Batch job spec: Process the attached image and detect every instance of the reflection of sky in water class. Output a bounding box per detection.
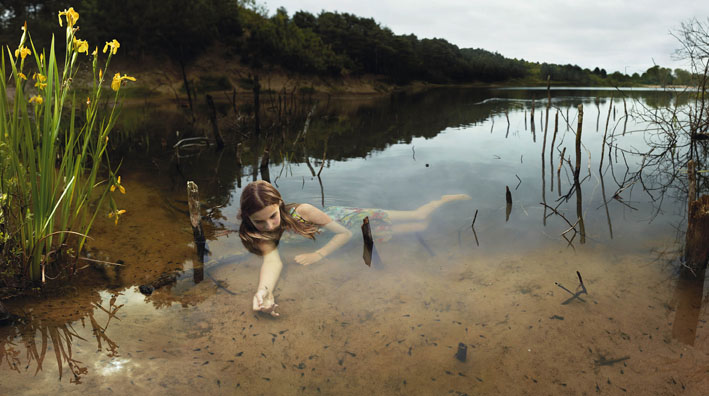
[220,94,683,255]
[97,357,130,376]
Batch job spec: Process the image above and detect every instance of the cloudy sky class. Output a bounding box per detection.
[266,0,709,75]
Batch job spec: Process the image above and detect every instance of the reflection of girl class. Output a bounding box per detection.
[238,180,470,316]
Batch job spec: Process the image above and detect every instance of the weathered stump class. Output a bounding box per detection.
[188,181,206,282]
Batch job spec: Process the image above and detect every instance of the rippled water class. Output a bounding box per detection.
[1,87,707,395]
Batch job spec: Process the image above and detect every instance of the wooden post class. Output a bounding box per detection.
[361,217,377,267]
[187,181,206,282]
[178,56,195,122]
[685,195,709,278]
[235,143,243,188]
[685,159,708,278]
[253,75,261,137]
[688,160,696,207]
[575,104,583,182]
[557,147,566,196]
[544,75,551,136]
[600,95,614,171]
[206,94,225,150]
[530,100,536,140]
[260,148,270,182]
[574,104,586,244]
[550,111,559,192]
[622,97,628,136]
[505,186,512,222]
[235,142,243,167]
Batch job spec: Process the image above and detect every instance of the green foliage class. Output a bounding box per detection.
[0,8,131,284]
[0,2,695,87]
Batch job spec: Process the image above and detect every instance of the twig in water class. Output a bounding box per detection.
[576,270,587,294]
[515,174,522,190]
[555,282,587,304]
[78,257,124,266]
[595,356,630,367]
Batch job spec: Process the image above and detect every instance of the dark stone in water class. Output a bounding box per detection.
[455,342,467,362]
[139,285,155,295]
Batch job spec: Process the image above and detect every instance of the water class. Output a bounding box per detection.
[1,87,707,395]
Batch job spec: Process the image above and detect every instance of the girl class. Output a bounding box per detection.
[238,180,470,316]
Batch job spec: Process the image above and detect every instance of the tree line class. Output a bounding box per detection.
[0,1,696,87]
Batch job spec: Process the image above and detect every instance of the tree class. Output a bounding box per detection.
[621,18,709,277]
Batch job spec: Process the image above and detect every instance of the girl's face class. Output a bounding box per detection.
[248,203,281,232]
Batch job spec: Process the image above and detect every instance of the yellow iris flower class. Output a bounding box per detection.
[15,46,31,60]
[108,209,127,225]
[18,73,27,80]
[111,73,136,91]
[29,95,43,105]
[58,7,79,28]
[33,73,47,89]
[73,37,89,54]
[103,39,120,55]
[110,176,126,194]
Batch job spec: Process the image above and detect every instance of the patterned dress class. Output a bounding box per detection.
[288,205,393,243]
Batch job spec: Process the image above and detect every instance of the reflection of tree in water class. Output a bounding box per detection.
[0,293,123,384]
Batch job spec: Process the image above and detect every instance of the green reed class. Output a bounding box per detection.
[0,8,134,284]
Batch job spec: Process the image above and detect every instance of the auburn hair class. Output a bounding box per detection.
[238,180,320,255]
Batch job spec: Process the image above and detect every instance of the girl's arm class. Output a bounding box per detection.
[294,204,353,265]
[253,241,282,316]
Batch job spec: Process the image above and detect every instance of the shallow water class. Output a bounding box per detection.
[1,87,707,395]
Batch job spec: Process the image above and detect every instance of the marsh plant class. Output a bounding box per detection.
[0,8,134,290]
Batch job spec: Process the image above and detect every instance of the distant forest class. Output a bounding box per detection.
[0,0,694,87]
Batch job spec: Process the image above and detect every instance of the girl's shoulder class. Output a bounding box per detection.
[291,203,331,225]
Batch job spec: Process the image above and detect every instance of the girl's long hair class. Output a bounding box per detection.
[238,180,319,255]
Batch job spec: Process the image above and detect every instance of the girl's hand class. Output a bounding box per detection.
[253,287,279,317]
[294,251,324,266]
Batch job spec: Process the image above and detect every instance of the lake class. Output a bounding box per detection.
[1,87,707,395]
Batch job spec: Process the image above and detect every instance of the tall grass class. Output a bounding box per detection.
[0,8,134,285]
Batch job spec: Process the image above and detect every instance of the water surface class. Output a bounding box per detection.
[1,87,707,395]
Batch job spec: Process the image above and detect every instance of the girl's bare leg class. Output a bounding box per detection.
[383,194,471,222]
[390,220,430,234]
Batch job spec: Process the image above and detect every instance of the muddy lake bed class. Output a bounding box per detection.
[1,87,707,395]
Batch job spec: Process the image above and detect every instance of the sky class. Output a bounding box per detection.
[265,0,709,75]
